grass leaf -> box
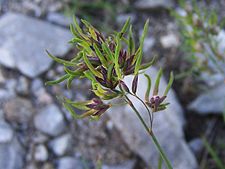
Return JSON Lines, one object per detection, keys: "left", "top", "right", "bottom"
{"left": 163, "top": 72, "right": 174, "bottom": 96}
{"left": 135, "top": 19, "right": 149, "bottom": 74}
{"left": 45, "top": 74, "right": 70, "bottom": 85}
{"left": 114, "top": 37, "right": 122, "bottom": 79}
{"left": 46, "top": 50, "right": 74, "bottom": 66}
{"left": 153, "top": 68, "right": 163, "bottom": 95}
{"left": 202, "top": 137, "right": 225, "bottom": 169}
{"left": 144, "top": 74, "right": 151, "bottom": 102}
{"left": 119, "top": 17, "right": 131, "bottom": 38}
{"left": 93, "top": 43, "right": 108, "bottom": 67}
{"left": 83, "top": 53, "right": 102, "bottom": 78}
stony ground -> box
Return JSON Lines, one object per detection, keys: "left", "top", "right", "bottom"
{"left": 0, "top": 0, "right": 224, "bottom": 169}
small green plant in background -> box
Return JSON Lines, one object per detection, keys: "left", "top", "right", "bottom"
{"left": 46, "top": 17, "right": 174, "bottom": 169}
{"left": 202, "top": 137, "right": 225, "bottom": 169}
{"left": 172, "top": 0, "right": 225, "bottom": 79}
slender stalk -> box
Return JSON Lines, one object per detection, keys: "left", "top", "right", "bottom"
{"left": 124, "top": 95, "right": 150, "bottom": 133}
{"left": 150, "top": 132, "right": 173, "bottom": 169}
{"left": 130, "top": 93, "right": 153, "bottom": 129}
{"left": 124, "top": 95, "right": 173, "bottom": 169}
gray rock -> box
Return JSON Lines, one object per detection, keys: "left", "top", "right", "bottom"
{"left": 160, "top": 33, "right": 180, "bottom": 48}
{"left": 31, "top": 78, "right": 43, "bottom": 94}
{"left": 0, "top": 12, "right": 71, "bottom": 78}
{"left": 116, "top": 14, "right": 135, "bottom": 25}
{"left": 107, "top": 67, "right": 197, "bottom": 169}
{"left": 0, "top": 121, "right": 14, "bottom": 143}
{"left": 102, "top": 160, "right": 136, "bottom": 169}
{"left": 34, "top": 144, "right": 48, "bottom": 162}
{"left": 0, "top": 137, "right": 25, "bottom": 169}
{"left": 3, "top": 97, "right": 34, "bottom": 124}
{"left": 143, "top": 37, "right": 155, "bottom": 54}
{"left": 49, "top": 133, "right": 72, "bottom": 156}
{"left": 200, "top": 72, "right": 224, "bottom": 87}
{"left": 23, "top": 1, "right": 42, "bottom": 17}
{"left": 188, "top": 84, "right": 225, "bottom": 114}
{"left": 57, "top": 157, "right": 84, "bottom": 169}
{"left": 134, "top": 0, "right": 173, "bottom": 10}
{"left": 15, "top": 76, "right": 29, "bottom": 95}
{"left": 188, "top": 138, "right": 204, "bottom": 156}
{"left": 47, "top": 12, "right": 72, "bottom": 27}
{"left": 0, "top": 68, "right": 5, "bottom": 84}
{"left": 34, "top": 104, "right": 66, "bottom": 136}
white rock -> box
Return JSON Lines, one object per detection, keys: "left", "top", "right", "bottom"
{"left": 135, "top": 0, "right": 173, "bottom": 10}
{"left": 0, "top": 137, "right": 25, "bottom": 169}
{"left": 188, "top": 84, "right": 225, "bottom": 114}
{"left": 107, "top": 67, "right": 197, "bottom": 169}
{"left": 57, "top": 157, "right": 83, "bottom": 169}
{"left": 160, "top": 33, "right": 179, "bottom": 48}
{"left": 34, "top": 104, "right": 66, "bottom": 136}
{"left": 49, "top": 134, "right": 72, "bottom": 156}
{"left": 0, "top": 69, "right": 5, "bottom": 84}
{"left": 47, "top": 12, "right": 72, "bottom": 27}
{"left": 116, "top": 14, "right": 135, "bottom": 25}
{"left": 143, "top": 37, "right": 155, "bottom": 54}
{"left": 34, "top": 144, "right": 48, "bottom": 162}
{"left": 0, "top": 12, "right": 71, "bottom": 78}
{"left": 0, "top": 121, "right": 14, "bottom": 143}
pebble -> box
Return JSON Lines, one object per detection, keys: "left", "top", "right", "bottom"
{"left": 49, "top": 134, "right": 72, "bottom": 156}
{"left": 34, "top": 144, "right": 48, "bottom": 162}
{"left": 0, "top": 12, "right": 71, "bottom": 78}
{"left": 3, "top": 97, "right": 34, "bottom": 124}
{"left": 57, "top": 157, "right": 84, "bottom": 169}
{"left": 0, "top": 121, "right": 14, "bottom": 143}
{"left": 160, "top": 33, "right": 180, "bottom": 48}
{"left": 47, "top": 12, "right": 72, "bottom": 27}
{"left": 15, "top": 76, "right": 29, "bottom": 96}
{"left": 34, "top": 104, "right": 66, "bottom": 136}
{"left": 188, "top": 138, "right": 204, "bottom": 156}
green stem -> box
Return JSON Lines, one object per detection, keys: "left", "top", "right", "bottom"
{"left": 150, "top": 132, "right": 173, "bottom": 169}
{"left": 124, "top": 95, "right": 173, "bottom": 169}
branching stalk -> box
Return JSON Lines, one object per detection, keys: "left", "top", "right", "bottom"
{"left": 124, "top": 95, "right": 173, "bottom": 169}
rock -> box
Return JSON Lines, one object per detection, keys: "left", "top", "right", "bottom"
{"left": 216, "top": 29, "right": 225, "bottom": 55}
{"left": 188, "top": 84, "right": 225, "bottom": 114}
{"left": 188, "top": 138, "right": 204, "bottom": 156}
{"left": 34, "top": 104, "right": 66, "bottom": 136}
{"left": 102, "top": 160, "right": 136, "bottom": 169}
{"left": 4, "top": 97, "right": 34, "bottom": 124}
{"left": 15, "top": 76, "right": 29, "bottom": 95}
{"left": 116, "top": 14, "right": 135, "bottom": 25}
{"left": 31, "top": 78, "right": 43, "bottom": 93}
{"left": 107, "top": 67, "right": 197, "bottom": 169}
{"left": 134, "top": 0, "right": 173, "bottom": 10}
{"left": 42, "top": 163, "right": 54, "bottom": 169}
{"left": 0, "top": 121, "right": 14, "bottom": 143}
{"left": 143, "top": 37, "right": 155, "bottom": 54}
{"left": 160, "top": 33, "right": 180, "bottom": 48}
{"left": 0, "top": 68, "right": 5, "bottom": 84}
{"left": 47, "top": 12, "right": 72, "bottom": 27}
{"left": 0, "top": 12, "right": 71, "bottom": 78}
{"left": 0, "top": 137, "right": 25, "bottom": 169}
{"left": 32, "top": 132, "right": 49, "bottom": 144}
{"left": 57, "top": 157, "right": 84, "bottom": 169}
{"left": 49, "top": 133, "right": 72, "bottom": 156}
{"left": 34, "top": 144, "right": 48, "bottom": 162}
{"left": 5, "top": 79, "right": 17, "bottom": 94}
{"left": 35, "top": 88, "right": 53, "bottom": 105}
{"left": 23, "top": 1, "right": 42, "bottom": 17}
{"left": 200, "top": 72, "right": 224, "bottom": 87}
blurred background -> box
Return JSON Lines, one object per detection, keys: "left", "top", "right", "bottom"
{"left": 0, "top": 0, "right": 225, "bottom": 169}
